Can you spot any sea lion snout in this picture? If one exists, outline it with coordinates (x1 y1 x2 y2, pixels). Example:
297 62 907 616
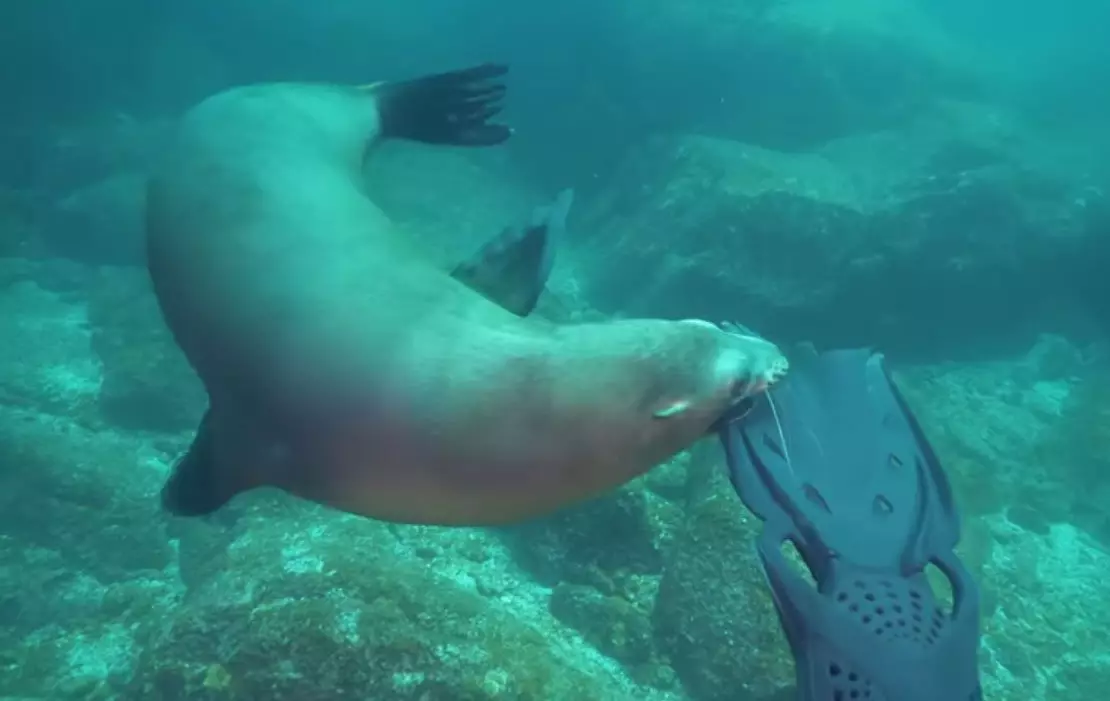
739 341 790 397
705 322 790 402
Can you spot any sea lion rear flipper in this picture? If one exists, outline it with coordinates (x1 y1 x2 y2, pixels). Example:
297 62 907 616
719 349 983 700
450 189 574 316
369 63 512 147
161 405 285 517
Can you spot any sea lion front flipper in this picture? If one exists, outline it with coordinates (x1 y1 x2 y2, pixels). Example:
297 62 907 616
368 63 512 147
161 403 290 517
450 189 574 317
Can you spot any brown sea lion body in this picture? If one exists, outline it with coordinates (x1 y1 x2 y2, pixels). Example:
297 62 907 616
146 64 788 526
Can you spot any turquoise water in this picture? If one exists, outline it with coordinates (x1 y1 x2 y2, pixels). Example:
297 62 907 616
1 1 1108 699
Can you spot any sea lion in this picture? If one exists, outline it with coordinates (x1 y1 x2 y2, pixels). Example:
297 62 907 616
145 63 789 526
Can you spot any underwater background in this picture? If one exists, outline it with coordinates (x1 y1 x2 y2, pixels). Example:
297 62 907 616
1 0 1109 699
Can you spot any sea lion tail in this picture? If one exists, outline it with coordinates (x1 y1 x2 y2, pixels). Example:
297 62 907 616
368 63 512 147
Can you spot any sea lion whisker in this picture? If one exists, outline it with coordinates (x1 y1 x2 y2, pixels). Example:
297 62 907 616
766 389 794 480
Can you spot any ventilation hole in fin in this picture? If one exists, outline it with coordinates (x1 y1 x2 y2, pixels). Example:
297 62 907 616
887 453 903 470
803 483 832 513
779 538 817 588
762 432 786 460
824 667 873 701
926 562 955 616
872 494 893 516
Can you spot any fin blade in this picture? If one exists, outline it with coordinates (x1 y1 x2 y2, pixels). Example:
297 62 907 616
372 63 511 146
717 350 982 699
451 189 574 316
161 407 268 517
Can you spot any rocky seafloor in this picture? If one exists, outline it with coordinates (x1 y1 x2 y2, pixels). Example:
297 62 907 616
1 234 1109 701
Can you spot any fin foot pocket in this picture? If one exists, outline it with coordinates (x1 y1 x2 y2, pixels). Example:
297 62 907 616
720 349 983 701
374 63 511 146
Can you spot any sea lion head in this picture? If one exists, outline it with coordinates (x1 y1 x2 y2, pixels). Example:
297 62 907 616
641 318 789 425
677 318 790 403
542 316 790 484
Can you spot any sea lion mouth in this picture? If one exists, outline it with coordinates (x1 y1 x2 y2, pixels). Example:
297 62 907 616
730 356 789 404
725 366 787 423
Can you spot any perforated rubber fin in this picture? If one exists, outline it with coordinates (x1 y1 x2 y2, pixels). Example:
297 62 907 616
451 189 572 317
718 348 983 701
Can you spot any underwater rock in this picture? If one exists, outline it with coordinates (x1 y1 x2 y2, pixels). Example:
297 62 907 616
0 188 37 258
574 105 1105 358
85 266 207 433
38 171 148 267
500 485 666 588
891 333 1099 527
1022 354 1110 547
30 115 170 194
603 0 983 150
0 568 180 699
651 447 793 701
974 516 1110 700
0 270 102 422
549 582 658 675
0 402 174 580
128 507 660 701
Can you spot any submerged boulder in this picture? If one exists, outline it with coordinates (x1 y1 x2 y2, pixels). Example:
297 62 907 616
604 0 984 149
572 102 1105 358
129 506 661 701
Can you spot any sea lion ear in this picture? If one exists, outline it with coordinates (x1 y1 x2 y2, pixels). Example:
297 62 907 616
653 399 692 419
